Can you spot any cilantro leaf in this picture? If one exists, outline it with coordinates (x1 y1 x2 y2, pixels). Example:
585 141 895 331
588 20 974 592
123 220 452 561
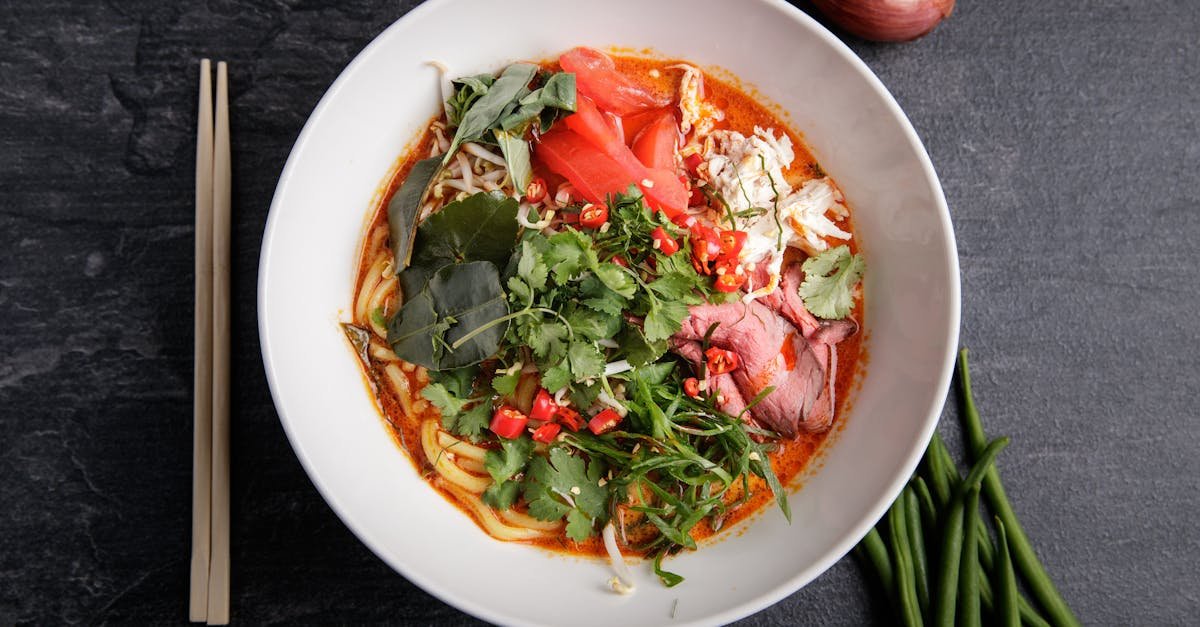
594 263 637 299
421 383 468 417
540 362 572 393
565 508 595 542
428 365 479 398
538 447 607 518
569 379 602 411
617 326 668 367
579 275 628 316
643 298 690 342
523 480 570 521
516 239 549 292
545 229 596 282
567 341 606 380
648 271 698 302
449 402 491 441
506 276 532 306
491 370 520 396
484 436 533 484
565 306 620 341
521 318 569 361
481 480 521 510
798 245 865 319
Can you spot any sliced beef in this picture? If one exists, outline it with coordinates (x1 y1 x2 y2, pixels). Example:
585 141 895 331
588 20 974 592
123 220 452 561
812 318 858 345
755 262 859 345
756 263 820 336
671 260 859 437
673 301 825 438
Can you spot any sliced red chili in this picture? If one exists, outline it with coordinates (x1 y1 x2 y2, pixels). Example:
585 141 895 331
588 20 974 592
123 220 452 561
673 213 698 230
651 226 680 256
555 406 584 432
525 177 547 203
718 230 747 260
529 388 556 422
490 406 528 439
554 182 577 206
689 224 723 275
587 408 623 435
579 203 608 229
705 347 740 375
683 377 702 398
714 271 748 293
532 422 562 444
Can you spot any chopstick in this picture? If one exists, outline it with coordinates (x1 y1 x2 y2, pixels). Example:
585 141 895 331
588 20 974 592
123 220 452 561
190 59 214 624
190 58 232 626
207 60 232 626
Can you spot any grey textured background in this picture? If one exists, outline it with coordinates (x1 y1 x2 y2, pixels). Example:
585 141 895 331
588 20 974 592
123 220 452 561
1 0 1197 624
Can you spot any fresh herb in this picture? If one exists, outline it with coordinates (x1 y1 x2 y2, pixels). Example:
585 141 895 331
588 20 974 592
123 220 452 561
387 155 443 273
442 64 576 193
485 436 533 485
400 191 520 297
444 63 538 163
523 446 607 541
481 480 521 510
422 379 491 441
499 71 576 133
388 261 511 370
445 74 495 127
492 128 533 195
759 154 785 251
798 244 865 319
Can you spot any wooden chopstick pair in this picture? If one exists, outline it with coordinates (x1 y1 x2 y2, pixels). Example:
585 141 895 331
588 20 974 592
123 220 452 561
191 58 232 626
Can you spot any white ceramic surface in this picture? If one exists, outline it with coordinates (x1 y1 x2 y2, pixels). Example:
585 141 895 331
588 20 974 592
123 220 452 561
258 0 959 624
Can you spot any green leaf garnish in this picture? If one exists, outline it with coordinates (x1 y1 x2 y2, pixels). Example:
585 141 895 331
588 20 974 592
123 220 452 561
388 261 510 370
798 245 865 319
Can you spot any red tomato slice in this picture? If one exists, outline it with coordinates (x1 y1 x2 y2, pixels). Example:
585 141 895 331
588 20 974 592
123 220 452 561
559 47 669 116
565 98 688 218
632 112 679 171
565 96 624 148
535 128 632 204
622 107 674 146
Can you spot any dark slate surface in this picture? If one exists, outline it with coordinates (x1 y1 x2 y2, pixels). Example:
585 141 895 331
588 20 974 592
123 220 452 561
1 0 1196 624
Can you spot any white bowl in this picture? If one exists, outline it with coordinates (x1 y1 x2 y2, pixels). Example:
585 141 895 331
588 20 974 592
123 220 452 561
258 0 959 624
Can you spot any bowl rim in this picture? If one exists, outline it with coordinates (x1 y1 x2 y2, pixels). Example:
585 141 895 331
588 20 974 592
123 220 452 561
258 0 960 623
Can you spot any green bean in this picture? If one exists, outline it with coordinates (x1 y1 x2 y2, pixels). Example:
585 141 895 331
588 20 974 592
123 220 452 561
959 437 1008 492
929 431 1051 627
933 483 965 626
995 517 1020 627
957 348 1081 627
925 435 952 507
904 488 931 617
912 473 940 530
978 567 1052 627
856 526 895 595
888 497 923 627
958 487 982 627
932 434 996 569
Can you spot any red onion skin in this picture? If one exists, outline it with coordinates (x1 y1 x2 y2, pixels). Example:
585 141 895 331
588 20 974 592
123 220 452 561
810 0 955 42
